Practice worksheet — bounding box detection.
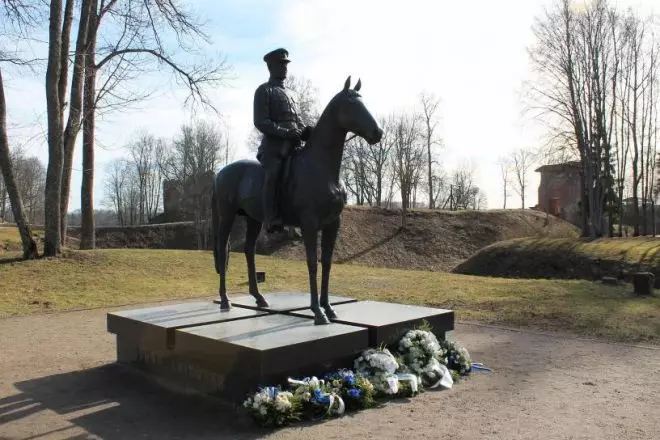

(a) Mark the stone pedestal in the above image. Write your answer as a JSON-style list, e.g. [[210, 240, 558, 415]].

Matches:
[[288, 300, 454, 346], [107, 293, 455, 403]]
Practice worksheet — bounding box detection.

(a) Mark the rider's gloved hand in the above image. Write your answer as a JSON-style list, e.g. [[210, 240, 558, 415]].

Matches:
[[301, 126, 313, 142], [285, 128, 302, 141]]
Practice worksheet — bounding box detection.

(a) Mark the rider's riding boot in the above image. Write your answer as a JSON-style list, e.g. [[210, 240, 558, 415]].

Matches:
[[262, 173, 284, 234]]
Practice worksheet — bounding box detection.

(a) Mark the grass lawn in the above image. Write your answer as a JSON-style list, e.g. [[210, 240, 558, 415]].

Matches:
[[1, 247, 659, 344], [454, 236, 660, 281], [512, 236, 660, 265]]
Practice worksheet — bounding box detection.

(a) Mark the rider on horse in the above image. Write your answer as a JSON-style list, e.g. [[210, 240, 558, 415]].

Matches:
[[253, 48, 314, 233]]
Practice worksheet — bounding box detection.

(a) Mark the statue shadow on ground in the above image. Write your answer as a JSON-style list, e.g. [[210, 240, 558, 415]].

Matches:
[[0, 255, 26, 265], [334, 228, 402, 265], [6, 364, 268, 440]]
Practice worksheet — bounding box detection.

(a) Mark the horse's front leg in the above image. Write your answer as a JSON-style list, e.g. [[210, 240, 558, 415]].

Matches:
[[320, 218, 340, 320], [245, 217, 269, 307], [302, 223, 329, 325]]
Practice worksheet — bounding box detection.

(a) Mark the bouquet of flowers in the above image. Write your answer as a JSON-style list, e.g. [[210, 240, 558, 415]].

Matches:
[[439, 338, 472, 377], [397, 329, 452, 389], [242, 386, 302, 428], [323, 369, 375, 411], [287, 376, 345, 418], [354, 347, 401, 396]]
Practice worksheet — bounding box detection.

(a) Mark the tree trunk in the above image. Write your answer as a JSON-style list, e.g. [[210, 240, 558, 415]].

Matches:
[[0, 182, 6, 221], [0, 70, 38, 258], [43, 0, 65, 257], [80, 3, 98, 250], [60, 0, 93, 245], [427, 140, 433, 209]]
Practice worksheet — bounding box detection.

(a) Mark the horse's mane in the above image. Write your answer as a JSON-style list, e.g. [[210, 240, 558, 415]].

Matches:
[[302, 88, 360, 152]]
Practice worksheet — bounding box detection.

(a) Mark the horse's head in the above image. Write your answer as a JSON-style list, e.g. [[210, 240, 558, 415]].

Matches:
[[332, 76, 383, 145]]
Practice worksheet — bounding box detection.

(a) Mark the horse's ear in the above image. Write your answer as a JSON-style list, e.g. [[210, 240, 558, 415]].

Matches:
[[343, 76, 351, 90], [354, 78, 362, 91]]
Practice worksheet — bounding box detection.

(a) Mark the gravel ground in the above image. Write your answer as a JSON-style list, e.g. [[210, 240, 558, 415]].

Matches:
[[1, 301, 659, 440]]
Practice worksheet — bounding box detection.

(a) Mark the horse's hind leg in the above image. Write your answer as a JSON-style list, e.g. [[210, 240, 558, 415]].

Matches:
[[245, 216, 269, 308], [216, 211, 236, 310]]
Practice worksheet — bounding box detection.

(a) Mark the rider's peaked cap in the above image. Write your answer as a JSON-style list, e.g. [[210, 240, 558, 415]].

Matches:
[[263, 48, 290, 64]]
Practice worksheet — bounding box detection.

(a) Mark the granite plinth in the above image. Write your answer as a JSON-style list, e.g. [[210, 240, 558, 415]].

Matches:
[[213, 292, 357, 312], [107, 301, 267, 351], [107, 297, 456, 403], [172, 314, 369, 400], [289, 300, 455, 346]]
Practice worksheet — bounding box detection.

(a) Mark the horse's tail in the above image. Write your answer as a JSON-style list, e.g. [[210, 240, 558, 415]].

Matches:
[[211, 182, 221, 274]]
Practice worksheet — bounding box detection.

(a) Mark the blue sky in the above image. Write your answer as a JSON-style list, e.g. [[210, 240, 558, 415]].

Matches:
[[3, 0, 659, 212]]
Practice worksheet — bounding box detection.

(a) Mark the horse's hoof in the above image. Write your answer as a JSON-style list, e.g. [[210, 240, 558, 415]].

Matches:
[[323, 306, 337, 320], [314, 314, 331, 325], [251, 293, 270, 308], [219, 300, 231, 310]]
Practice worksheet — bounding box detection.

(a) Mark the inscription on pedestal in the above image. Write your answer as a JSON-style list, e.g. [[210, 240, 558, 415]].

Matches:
[[171, 314, 369, 401]]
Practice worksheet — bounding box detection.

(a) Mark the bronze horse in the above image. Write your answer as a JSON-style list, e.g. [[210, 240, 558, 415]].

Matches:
[[211, 76, 383, 324]]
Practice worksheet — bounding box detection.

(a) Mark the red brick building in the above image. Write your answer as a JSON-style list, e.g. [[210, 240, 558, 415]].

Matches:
[[535, 161, 581, 226]]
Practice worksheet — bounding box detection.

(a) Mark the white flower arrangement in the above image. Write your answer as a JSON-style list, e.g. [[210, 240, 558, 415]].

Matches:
[[440, 338, 472, 377], [354, 347, 399, 375], [397, 329, 453, 389], [241, 328, 475, 428], [288, 376, 345, 418], [354, 347, 402, 395], [242, 386, 301, 428]]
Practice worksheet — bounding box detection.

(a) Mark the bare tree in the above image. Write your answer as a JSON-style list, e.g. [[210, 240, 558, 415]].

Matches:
[[0, 169, 6, 222], [60, 0, 94, 243], [286, 75, 320, 126], [497, 156, 512, 209], [53, 0, 229, 249], [0, 66, 37, 258], [342, 124, 395, 208], [127, 132, 166, 224], [342, 137, 369, 205], [246, 127, 262, 155], [218, 119, 235, 167], [618, 11, 660, 235], [103, 159, 130, 226], [42, 0, 65, 255], [511, 148, 535, 209], [527, 0, 620, 237], [12, 150, 46, 224], [0, 3, 40, 257], [161, 120, 222, 247], [392, 112, 425, 227], [450, 163, 482, 210], [419, 92, 443, 208]]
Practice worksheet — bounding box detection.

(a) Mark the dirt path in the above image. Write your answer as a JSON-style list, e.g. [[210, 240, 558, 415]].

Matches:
[[1, 300, 659, 440]]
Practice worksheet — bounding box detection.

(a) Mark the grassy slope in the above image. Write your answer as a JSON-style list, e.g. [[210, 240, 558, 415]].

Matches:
[[261, 208, 581, 271], [64, 207, 581, 272], [1, 248, 659, 343], [453, 237, 660, 282]]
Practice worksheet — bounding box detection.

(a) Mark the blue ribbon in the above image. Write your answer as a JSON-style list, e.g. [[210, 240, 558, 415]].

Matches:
[[470, 362, 493, 373]]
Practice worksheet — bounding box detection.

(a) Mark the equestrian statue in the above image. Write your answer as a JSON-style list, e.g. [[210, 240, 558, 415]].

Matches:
[[211, 48, 383, 325]]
